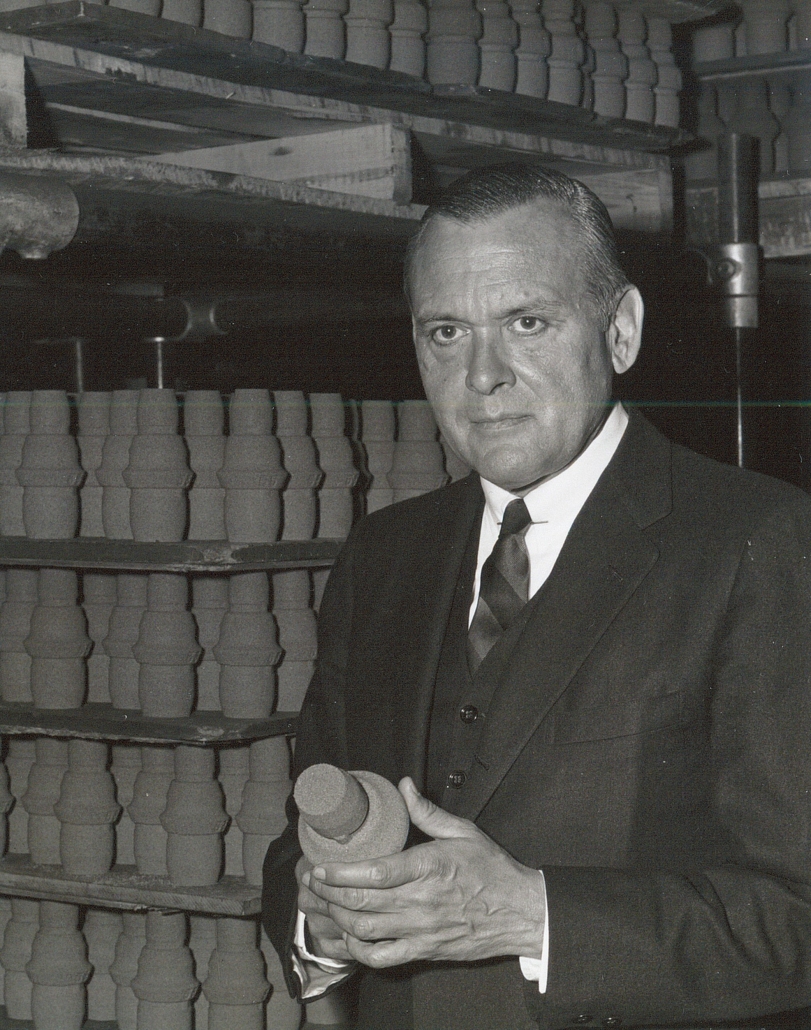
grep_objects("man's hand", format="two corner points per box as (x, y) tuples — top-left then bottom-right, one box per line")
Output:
(303, 777), (546, 969)
(296, 855), (355, 963)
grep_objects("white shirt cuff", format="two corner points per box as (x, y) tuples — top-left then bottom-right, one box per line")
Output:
(292, 909), (356, 1000)
(518, 869), (549, 993)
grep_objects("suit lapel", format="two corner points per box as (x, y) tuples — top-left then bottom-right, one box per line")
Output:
(448, 414), (674, 822)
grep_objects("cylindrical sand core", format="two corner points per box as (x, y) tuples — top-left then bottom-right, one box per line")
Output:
(295, 765), (410, 865)
(294, 764), (369, 843)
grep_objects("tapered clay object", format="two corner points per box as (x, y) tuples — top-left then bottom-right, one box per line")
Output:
(0, 896), (11, 1003)
(83, 572), (117, 704)
(214, 572), (280, 719)
(77, 391), (112, 538)
(0, 391), (31, 537)
(0, 898), (39, 1021)
(647, 17), (680, 128)
(125, 390), (192, 543)
(426, 0), (482, 84)
(23, 739), (68, 866)
(133, 574), (200, 718)
(253, 0), (305, 50)
(192, 576), (229, 712)
(728, 78), (779, 177)
(618, 7), (656, 123)
(97, 390), (138, 540)
(185, 390), (226, 540)
(110, 912), (147, 1030)
(237, 737), (291, 885)
(542, 0), (583, 105)
(162, 0), (202, 21)
(304, 0), (348, 56)
(360, 400), (395, 514)
(741, 0), (789, 54)
(345, 0), (394, 67)
(296, 764), (410, 865)
(112, 744), (141, 866)
(0, 568), (37, 703)
(5, 738), (35, 854)
(26, 569), (90, 709)
(85, 909), (123, 1023)
(389, 0), (427, 76)
(217, 746), (250, 876)
(275, 390), (321, 540)
(128, 746), (174, 876)
(161, 746), (228, 886)
(511, 0), (549, 98)
(104, 574), (148, 711)
(389, 401), (448, 501)
(311, 393), (358, 539)
(476, 0), (517, 90)
(54, 739), (120, 876)
(204, 0), (253, 36)
(583, 2), (626, 117)
(27, 901), (91, 1030)
(132, 911), (198, 1030)
(219, 390), (286, 544)
(274, 569), (317, 712)
(0, 758), (13, 857)
(18, 390), (83, 539)
(261, 927), (302, 1029)
(203, 918), (269, 1030)
(189, 915), (216, 1030)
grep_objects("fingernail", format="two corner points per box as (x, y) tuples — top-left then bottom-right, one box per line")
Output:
(302, 871), (311, 889)
(312, 866), (326, 881)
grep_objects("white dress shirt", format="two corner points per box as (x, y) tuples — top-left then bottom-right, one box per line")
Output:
(294, 404), (629, 999)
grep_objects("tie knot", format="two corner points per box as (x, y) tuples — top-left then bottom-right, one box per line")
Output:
(499, 498), (531, 538)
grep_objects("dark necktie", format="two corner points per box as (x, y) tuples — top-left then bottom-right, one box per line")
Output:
(467, 497), (532, 673)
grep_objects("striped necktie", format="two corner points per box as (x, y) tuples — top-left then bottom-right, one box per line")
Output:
(467, 497), (532, 673)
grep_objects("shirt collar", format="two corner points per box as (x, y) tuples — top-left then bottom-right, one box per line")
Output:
(480, 403), (629, 527)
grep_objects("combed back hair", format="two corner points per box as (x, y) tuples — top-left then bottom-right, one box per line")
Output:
(404, 163), (631, 330)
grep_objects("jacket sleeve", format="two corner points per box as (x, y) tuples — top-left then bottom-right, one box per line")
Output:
(262, 523), (359, 998)
(540, 499), (811, 1027)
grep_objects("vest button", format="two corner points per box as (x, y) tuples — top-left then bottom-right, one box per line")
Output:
(447, 770), (467, 789)
(573, 1016), (592, 1025)
(459, 704), (479, 724)
(603, 1020), (622, 1028)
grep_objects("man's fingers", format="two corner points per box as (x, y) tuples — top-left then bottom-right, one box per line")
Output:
(342, 933), (421, 969)
(311, 847), (427, 891)
(398, 777), (479, 841)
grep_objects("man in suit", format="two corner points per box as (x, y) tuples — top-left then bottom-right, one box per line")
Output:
(263, 163), (811, 1029)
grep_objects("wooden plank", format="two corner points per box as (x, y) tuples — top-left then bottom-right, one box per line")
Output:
(0, 536), (342, 571)
(0, 50), (24, 147)
(685, 177), (811, 259)
(0, 6), (689, 154)
(694, 49), (811, 82)
(0, 854), (261, 915)
(156, 123), (413, 204)
(0, 702), (297, 744)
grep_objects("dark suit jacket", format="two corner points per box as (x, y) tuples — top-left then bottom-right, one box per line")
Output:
(264, 412), (811, 1030)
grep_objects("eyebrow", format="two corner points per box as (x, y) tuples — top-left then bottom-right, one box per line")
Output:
(414, 299), (565, 325)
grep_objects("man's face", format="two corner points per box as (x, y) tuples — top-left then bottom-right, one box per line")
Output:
(409, 200), (640, 494)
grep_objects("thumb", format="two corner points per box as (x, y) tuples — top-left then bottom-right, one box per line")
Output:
(398, 777), (478, 841)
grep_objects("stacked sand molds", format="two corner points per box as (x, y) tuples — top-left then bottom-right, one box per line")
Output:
(0, 389), (456, 1030)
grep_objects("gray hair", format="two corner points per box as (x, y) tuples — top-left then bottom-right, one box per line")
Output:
(404, 163), (631, 330)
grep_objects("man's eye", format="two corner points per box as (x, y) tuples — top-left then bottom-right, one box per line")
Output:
(510, 316), (544, 334)
(430, 325), (465, 344)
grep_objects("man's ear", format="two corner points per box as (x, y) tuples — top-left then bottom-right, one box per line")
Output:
(607, 286), (644, 375)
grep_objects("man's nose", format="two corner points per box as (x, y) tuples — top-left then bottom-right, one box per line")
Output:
(465, 332), (516, 395)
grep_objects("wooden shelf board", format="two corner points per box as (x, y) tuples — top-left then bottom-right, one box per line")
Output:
(694, 49), (811, 81)
(0, 703), (297, 744)
(0, 1009), (115, 1030)
(0, 854), (261, 914)
(0, 3), (690, 155)
(0, 536), (342, 572)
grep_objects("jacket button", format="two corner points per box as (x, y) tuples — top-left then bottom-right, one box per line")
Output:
(459, 704), (479, 724)
(603, 1019), (622, 1027)
(447, 770), (467, 788)
(573, 1016), (592, 1025)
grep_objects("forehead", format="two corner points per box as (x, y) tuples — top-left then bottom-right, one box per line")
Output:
(408, 200), (588, 305)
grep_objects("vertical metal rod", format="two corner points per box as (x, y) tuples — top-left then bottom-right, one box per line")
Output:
(73, 337), (84, 395)
(735, 327), (744, 468)
(155, 338), (164, 390)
